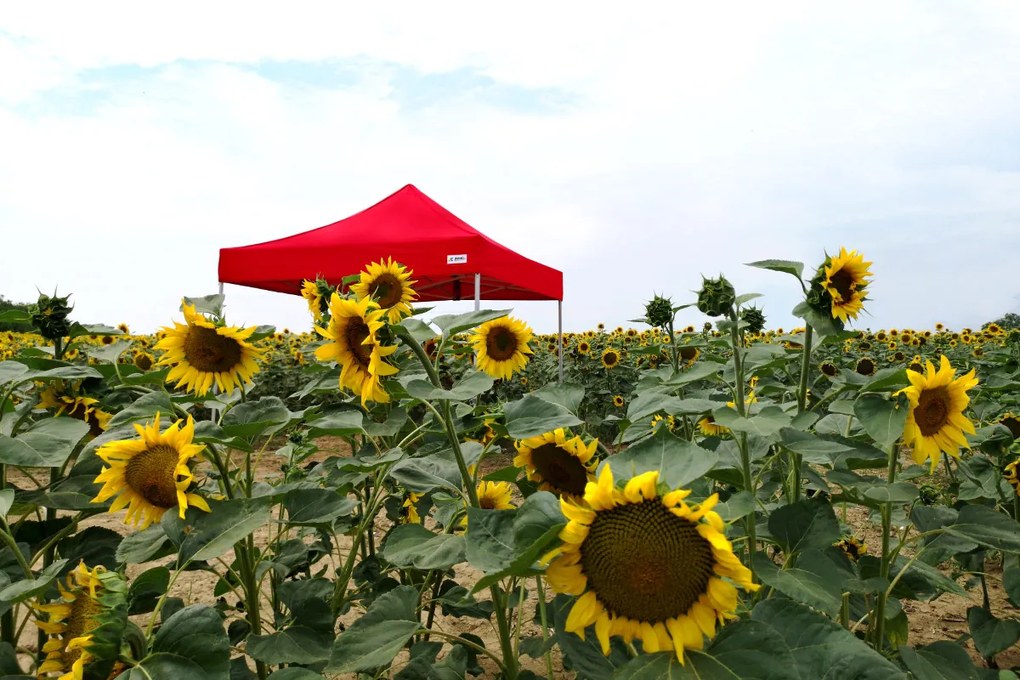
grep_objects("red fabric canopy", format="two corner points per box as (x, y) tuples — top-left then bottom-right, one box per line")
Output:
(218, 184), (562, 302)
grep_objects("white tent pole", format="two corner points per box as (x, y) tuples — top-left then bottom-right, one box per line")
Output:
(474, 273), (481, 311)
(558, 300), (564, 383)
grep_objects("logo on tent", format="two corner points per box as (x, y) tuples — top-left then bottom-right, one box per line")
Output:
(447, 254), (468, 265)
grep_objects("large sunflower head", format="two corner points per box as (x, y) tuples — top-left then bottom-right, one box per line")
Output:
(514, 428), (597, 499)
(39, 390), (112, 438)
(545, 467), (758, 663)
(300, 279), (330, 322)
(91, 413), (211, 529)
(898, 355), (979, 472)
(314, 293), (399, 406)
(470, 316), (534, 381)
(819, 247), (873, 322)
(349, 258), (418, 324)
(155, 302), (264, 396)
(36, 562), (127, 680)
(601, 348), (622, 370)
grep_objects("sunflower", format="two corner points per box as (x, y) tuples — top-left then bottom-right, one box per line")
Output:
(601, 348), (622, 369)
(996, 413), (1020, 440)
(36, 563), (127, 680)
(545, 467), (757, 663)
(819, 361), (838, 377)
(855, 356), (876, 376)
(401, 492), (423, 524)
(39, 390), (112, 438)
(315, 293), (399, 405)
(471, 316), (534, 381)
(821, 247), (873, 322)
(133, 351), (155, 371)
(514, 428), (598, 499)
(898, 355), (978, 472)
(92, 413), (210, 529)
(577, 340), (592, 356)
(156, 303), (264, 396)
(612, 395), (625, 408)
(349, 258), (418, 324)
(1005, 461), (1019, 496)
(834, 536), (867, 562)
(697, 415), (728, 437)
(301, 279), (325, 321)
(678, 346), (699, 367)
(477, 481), (514, 510)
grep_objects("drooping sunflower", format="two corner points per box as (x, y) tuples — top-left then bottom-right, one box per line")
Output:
(38, 390), (112, 437)
(301, 279), (326, 321)
(156, 303), (264, 396)
(821, 247), (873, 322)
(471, 316), (534, 381)
(36, 562), (127, 680)
(92, 413), (211, 529)
(349, 258), (418, 324)
(834, 536), (868, 562)
(315, 293), (399, 405)
(514, 428), (598, 499)
(898, 355), (979, 472)
(697, 415), (728, 437)
(601, 348), (622, 370)
(678, 346), (700, 367)
(545, 467), (758, 663)
(996, 412), (1020, 440)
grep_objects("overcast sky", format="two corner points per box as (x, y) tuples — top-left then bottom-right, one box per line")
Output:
(3, 2), (1019, 336)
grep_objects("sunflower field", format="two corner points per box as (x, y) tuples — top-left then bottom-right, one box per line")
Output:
(1, 251), (1019, 679)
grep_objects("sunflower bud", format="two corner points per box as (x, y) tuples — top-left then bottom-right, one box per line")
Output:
(696, 276), (735, 317)
(644, 295), (674, 328)
(741, 305), (766, 334)
(30, 291), (73, 341)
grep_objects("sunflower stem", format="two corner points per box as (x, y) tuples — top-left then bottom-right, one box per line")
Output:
(727, 309), (757, 571)
(535, 576), (556, 680)
(873, 441), (898, 650)
(790, 323), (814, 504)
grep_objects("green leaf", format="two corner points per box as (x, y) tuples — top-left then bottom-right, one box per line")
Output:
(222, 397), (293, 439)
(712, 406), (792, 438)
(283, 488), (357, 525)
(116, 524), (172, 564)
(768, 498), (840, 554)
(943, 504), (1020, 553)
(464, 508), (515, 573)
(177, 499), (272, 564)
(306, 410), (364, 436)
(862, 482), (918, 504)
(899, 642), (985, 680)
(751, 599), (906, 679)
(606, 429), (719, 489)
(151, 604), (230, 678)
(327, 586), (420, 673)
(779, 429), (854, 465)
(0, 489), (13, 517)
(751, 554), (842, 617)
(0, 417), (89, 467)
(967, 606), (1020, 658)
(791, 301), (841, 339)
(626, 387), (686, 422)
(247, 626), (331, 665)
(552, 593), (630, 678)
(0, 559), (68, 603)
(746, 259), (804, 281)
(432, 308), (512, 337)
(1004, 564), (1020, 607)
(121, 653), (206, 679)
(105, 391), (175, 429)
(405, 371), (494, 401)
(389, 455), (461, 493)
(504, 394), (584, 438)
(861, 368), (909, 393)
(532, 381), (585, 414)
(382, 524), (466, 570)
(267, 670), (323, 680)
(128, 567), (170, 615)
(853, 393), (907, 449)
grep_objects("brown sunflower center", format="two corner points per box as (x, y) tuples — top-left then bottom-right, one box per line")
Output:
(580, 499), (715, 622)
(343, 319), (373, 367)
(486, 327), (519, 361)
(479, 494), (500, 510)
(828, 268), (855, 301)
(530, 444), (589, 497)
(679, 346), (698, 361)
(1000, 416), (1020, 440)
(64, 590), (102, 664)
(915, 386), (950, 437)
(183, 326), (242, 373)
(124, 444), (182, 509)
(856, 358), (875, 375)
(368, 274), (403, 309)
(603, 352), (619, 367)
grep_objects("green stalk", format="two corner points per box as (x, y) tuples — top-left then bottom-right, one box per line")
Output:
(727, 310), (757, 569)
(790, 323), (814, 503)
(535, 577), (556, 680)
(873, 441), (898, 649)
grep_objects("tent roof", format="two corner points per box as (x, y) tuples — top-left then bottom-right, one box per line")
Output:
(218, 184), (562, 302)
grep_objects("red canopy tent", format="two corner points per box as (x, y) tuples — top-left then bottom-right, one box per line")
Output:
(218, 184), (564, 376)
